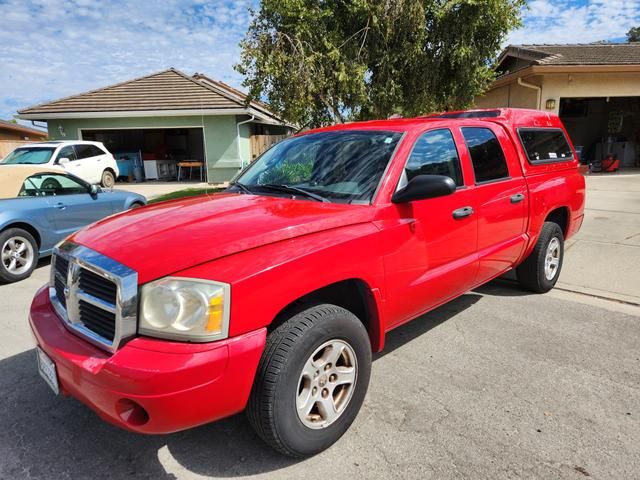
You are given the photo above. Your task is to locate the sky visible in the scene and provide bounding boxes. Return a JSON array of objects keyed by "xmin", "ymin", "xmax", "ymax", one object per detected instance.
[{"xmin": 1, "ymin": 0, "xmax": 639, "ymax": 124}]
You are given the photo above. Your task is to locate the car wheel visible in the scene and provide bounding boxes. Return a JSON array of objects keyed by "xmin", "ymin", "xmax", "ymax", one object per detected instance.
[
  {"xmin": 0, "ymin": 228, "xmax": 38, "ymax": 283},
  {"xmin": 247, "ymin": 304, "xmax": 371, "ymax": 458},
  {"xmin": 129, "ymin": 202, "xmax": 144, "ymax": 209},
  {"xmin": 101, "ymin": 170, "xmax": 115, "ymax": 188},
  {"xmin": 516, "ymin": 221, "xmax": 564, "ymax": 293}
]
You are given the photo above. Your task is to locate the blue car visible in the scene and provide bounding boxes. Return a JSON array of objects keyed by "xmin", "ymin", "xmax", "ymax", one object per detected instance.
[{"xmin": 0, "ymin": 165, "xmax": 146, "ymax": 283}]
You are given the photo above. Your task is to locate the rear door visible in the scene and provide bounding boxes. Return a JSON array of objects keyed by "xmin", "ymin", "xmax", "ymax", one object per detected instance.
[
  {"xmin": 75, "ymin": 144, "xmax": 108, "ymax": 184},
  {"xmin": 458, "ymin": 125, "xmax": 528, "ymax": 283},
  {"xmin": 382, "ymin": 128, "xmax": 479, "ymax": 326}
]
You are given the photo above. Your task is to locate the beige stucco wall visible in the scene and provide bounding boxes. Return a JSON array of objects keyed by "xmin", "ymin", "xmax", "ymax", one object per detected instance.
[
  {"xmin": 540, "ymin": 72, "xmax": 640, "ymax": 114},
  {"xmin": 476, "ymin": 71, "xmax": 640, "ymax": 114},
  {"xmin": 474, "ymin": 81, "xmax": 540, "ymax": 109}
]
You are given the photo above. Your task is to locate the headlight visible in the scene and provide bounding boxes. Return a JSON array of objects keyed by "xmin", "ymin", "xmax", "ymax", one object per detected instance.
[{"xmin": 139, "ymin": 277, "xmax": 230, "ymax": 342}]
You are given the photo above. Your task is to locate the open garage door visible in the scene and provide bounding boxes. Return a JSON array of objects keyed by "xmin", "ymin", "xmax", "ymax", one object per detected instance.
[
  {"xmin": 560, "ymin": 97, "xmax": 640, "ymax": 171},
  {"xmin": 81, "ymin": 127, "xmax": 206, "ymax": 181}
]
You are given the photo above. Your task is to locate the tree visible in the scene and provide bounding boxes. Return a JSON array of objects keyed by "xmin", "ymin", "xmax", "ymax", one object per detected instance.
[
  {"xmin": 627, "ymin": 26, "xmax": 640, "ymax": 42},
  {"xmin": 236, "ymin": 0, "xmax": 525, "ymax": 127}
]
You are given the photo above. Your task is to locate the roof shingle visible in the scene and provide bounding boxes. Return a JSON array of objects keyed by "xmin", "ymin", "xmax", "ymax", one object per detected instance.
[
  {"xmin": 498, "ymin": 43, "xmax": 640, "ymax": 71},
  {"xmin": 18, "ymin": 69, "xmax": 245, "ymax": 115}
]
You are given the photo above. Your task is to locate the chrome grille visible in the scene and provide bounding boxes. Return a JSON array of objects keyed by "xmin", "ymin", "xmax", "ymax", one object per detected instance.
[
  {"xmin": 49, "ymin": 242, "xmax": 138, "ymax": 353},
  {"xmin": 78, "ymin": 268, "xmax": 117, "ymax": 304},
  {"xmin": 53, "ymin": 256, "xmax": 69, "ymax": 308},
  {"xmin": 78, "ymin": 300, "xmax": 116, "ymax": 340}
]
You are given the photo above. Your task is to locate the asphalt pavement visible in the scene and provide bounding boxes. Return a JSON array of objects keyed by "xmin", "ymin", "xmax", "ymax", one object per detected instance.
[{"xmin": 1, "ymin": 173, "xmax": 639, "ymax": 479}]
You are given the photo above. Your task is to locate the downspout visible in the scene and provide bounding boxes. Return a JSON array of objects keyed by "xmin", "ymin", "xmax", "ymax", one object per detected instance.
[
  {"xmin": 237, "ymin": 115, "xmax": 255, "ymax": 169},
  {"xmin": 517, "ymin": 77, "xmax": 541, "ymax": 110}
]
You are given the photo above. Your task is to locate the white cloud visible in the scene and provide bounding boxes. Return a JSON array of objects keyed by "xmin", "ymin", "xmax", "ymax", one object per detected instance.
[
  {"xmin": 0, "ymin": 0, "xmax": 256, "ymax": 120},
  {"xmin": 507, "ymin": 0, "xmax": 640, "ymax": 45},
  {"xmin": 2, "ymin": 0, "xmax": 639, "ymax": 122}
]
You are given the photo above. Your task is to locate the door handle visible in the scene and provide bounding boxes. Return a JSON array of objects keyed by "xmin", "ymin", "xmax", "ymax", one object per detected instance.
[
  {"xmin": 510, "ymin": 193, "xmax": 525, "ymax": 204},
  {"xmin": 55, "ymin": 202, "xmax": 67, "ymax": 210},
  {"xmin": 452, "ymin": 206, "xmax": 474, "ymax": 219}
]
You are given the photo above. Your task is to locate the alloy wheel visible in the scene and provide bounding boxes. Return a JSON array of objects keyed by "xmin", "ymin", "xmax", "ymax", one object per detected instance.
[
  {"xmin": 1, "ymin": 236, "xmax": 35, "ymax": 275},
  {"xmin": 296, "ymin": 339, "xmax": 358, "ymax": 429}
]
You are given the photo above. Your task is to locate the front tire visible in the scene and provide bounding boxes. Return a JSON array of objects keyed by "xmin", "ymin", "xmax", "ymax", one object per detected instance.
[
  {"xmin": 0, "ymin": 228, "xmax": 38, "ymax": 283},
  {"xmin": 516, "ymin": 222, "xmax": 564, "ymax": 293},
  {"xmin": 101, "ymin": 170, "xmax": 115, "ymax": 188},
  {"xmin": 247, "ymin": 304, "xmax": 371, "ymax": 458}
]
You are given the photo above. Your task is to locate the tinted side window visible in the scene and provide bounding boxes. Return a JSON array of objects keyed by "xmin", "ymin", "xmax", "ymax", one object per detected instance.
[
  {"xmin": 405, "ymin": 129, "xmax": 463, "ymax": 186},
  {"xmin": 518, "ymin": 128, "xmax": 573, "ymax": 163},
  {"xmin": 461, "ymin": 128, "xmax": 509, "ymax": 183},
  {"xmin": 57, "ymin": 146, "xmax": 77, "ymax": 162},
  {"xmin": 75, "ymin": 144, "xmax": 103, "ymax": 159}
]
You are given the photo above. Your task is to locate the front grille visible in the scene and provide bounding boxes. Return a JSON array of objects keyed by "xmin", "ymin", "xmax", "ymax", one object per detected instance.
[
  {"xmin": 53, "ymin": 256, "xmax": 69, "ymax": 308},
  {"xmin": 49, "ymin": 244, "xmax": 138, "ymax": 352},
  {"xmin": 79, "ymin": 268, "xmax": 117, "ymax": 304},
  {"xmin": 78, "ymin": 300, "xmax": 116, "ymax": 341}
]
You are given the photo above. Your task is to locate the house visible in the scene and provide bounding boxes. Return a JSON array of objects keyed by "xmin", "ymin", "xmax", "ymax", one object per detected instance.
[
  {"xmin": 16, "ymin": 68, "xmax": 291, "ymax": 182},
  {"xmin": 475, "ymin": 43, "xmax": 640, "ymax": 167},
  {"xmin": 0, "ymin": 119, "xmax": 48, "ymax": 158}
]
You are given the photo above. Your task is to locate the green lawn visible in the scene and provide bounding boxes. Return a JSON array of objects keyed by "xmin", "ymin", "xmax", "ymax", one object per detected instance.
[{"xmin": 148, "ymin": 187, "xmax": 224, "ymax": 204}]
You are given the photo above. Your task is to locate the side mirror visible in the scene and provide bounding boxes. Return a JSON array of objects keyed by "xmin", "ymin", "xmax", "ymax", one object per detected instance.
[
  {"xmin": 57, "ymin": 157, "xmax": 70, "ymax": 165},
  {"xmin": 89, "ymin": 184, "xmax": 99, "ymax": 196},
  {"xmin": 392, "ymin": 175, "xmax": 456, "ymax": 204}
]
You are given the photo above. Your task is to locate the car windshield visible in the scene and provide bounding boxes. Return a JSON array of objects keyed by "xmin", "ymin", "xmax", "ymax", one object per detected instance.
[
  {"xmin": 1, "ymin": 147, "xmax": 55, "ymax": 165},
  {"xmin": 234, "ymin": 130, "xmax": 404, "ymax": 204}
]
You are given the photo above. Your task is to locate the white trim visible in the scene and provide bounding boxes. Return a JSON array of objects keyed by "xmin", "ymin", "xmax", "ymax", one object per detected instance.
[
  {"xmin": 18, "ymin": 107, "xmax": 289, "ymax": 127},
  {"xmin": 17, "ymin": 109, "xmax": 251, "ymax": 120}
]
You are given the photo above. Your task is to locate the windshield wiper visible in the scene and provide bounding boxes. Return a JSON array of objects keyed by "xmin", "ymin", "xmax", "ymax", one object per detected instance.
[
  {"xmin": 258, "ymin": 184, "xmax": 330, "ymax": 203},
  {"xmin": 228, "ymin": 181, "xmax": 254, "ymax": 195}
]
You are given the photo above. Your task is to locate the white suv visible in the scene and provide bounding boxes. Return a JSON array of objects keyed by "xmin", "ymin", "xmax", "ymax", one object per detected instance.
[{"xmin": 0, "ymin": 141, "xmax": 120, "ymax": 187}]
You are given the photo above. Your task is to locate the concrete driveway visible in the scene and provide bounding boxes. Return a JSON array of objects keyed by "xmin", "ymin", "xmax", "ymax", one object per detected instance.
[{"xmin": 1, "ymin": 173, "xmax": 639, "ymax": 479}]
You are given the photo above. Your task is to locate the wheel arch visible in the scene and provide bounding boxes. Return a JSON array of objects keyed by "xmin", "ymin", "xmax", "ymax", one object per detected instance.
[
  {"xmin": 269, "ymin": 278, "xmax": 385, "ymax": 352},
  {"xmin": 1, "ymin": 221, "xmax": 42, "ymax": 250},
  {"xmin": 545, "ymin": 206, "xmax": 570, "ymax": 237}
]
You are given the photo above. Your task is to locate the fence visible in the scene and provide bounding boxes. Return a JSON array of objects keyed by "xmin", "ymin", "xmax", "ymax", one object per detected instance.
[{"xmin": 250, "ymin": 134, "xmax": 288, "ymax": 161}]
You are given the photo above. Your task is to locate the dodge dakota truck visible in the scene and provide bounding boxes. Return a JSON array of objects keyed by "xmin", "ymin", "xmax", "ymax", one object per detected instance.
[{"xmin": 29, "ymin": 108, "xmax": 585, "ymax": 457}]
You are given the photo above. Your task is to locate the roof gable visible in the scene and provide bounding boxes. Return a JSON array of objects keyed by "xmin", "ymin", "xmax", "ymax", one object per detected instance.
[{"xmin": 18, "ymin": 68, "xmax": 245, "ymax": 116}]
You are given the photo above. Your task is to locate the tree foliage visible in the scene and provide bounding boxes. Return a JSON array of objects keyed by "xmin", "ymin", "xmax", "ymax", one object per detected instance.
[
  {"xmin": 627, "ymin": 26, "xmax": 640, "ymax": 42},
  {"xmin": 236, "ymin": 0, "xmax": 525, "ymax": 127}
]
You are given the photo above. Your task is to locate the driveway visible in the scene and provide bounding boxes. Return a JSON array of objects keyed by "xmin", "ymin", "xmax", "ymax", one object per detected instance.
[{"xmin": 1, "ymin": 174, "xmax": 639, "ymax": 479}]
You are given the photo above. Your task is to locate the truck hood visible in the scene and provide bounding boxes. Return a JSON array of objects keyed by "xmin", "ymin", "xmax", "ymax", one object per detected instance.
[{"xmin": 71, "ymin": 192, "xmax": 374, "ymax": 283}]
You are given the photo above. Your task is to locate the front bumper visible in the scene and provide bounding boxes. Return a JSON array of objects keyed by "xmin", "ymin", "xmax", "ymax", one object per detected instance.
[{"xmin": 29, "ymin": 286, "xmax": 266, "ymax": 434}]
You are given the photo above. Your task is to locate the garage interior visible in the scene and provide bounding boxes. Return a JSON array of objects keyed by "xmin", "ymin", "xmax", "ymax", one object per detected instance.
[
  {"xmin": 559, "ymin": 97, "xmax": 640, "ymax": 170},
  {"xmin": 81, "ymin": 128, "xmax": 206, "ymax": 181}
]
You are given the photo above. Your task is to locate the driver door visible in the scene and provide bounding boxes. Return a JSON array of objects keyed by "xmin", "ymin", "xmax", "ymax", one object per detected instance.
[
  {"xmin": 382, "ymin": 128, "xmax": 479, "ymax": 327},
  {"xmin": 30, "ymin": 173, "xmax": 115, "ymax": 237}
]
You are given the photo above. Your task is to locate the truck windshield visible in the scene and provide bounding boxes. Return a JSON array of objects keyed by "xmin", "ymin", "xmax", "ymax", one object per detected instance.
[
  {"xmin": 1, "ymin": 147, "xmax": 55, "ymax": 165},
  {"xmin": 234, "ymin": 130, "xmax": 403, "ymax": 204}
]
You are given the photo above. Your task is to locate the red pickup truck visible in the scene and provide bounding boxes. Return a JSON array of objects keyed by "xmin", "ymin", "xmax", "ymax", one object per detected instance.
[{"xmin": 30, "ymin": 108, "xmax": 585, "ymax": 457}]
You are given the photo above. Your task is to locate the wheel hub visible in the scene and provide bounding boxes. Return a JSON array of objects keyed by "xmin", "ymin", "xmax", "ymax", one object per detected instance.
[
  {"xmin": 544, "ymin": 236, "xmax": 561, "ymax": 281},
  {"xmin": 296, "ymin": 339, "xmax": 357, "ymax": 429},
  {"xmin": 1, "ymin": 236, "xmax": 34, "ymax": 275}
]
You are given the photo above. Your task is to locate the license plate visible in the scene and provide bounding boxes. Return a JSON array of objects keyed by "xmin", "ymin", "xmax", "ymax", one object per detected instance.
[{"xmin": 36, "ymin": 347, "xmax": 59, "ymax": 395}]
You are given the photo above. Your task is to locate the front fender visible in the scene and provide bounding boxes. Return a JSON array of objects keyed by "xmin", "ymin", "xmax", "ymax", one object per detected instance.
[{"xmin": 173, "ymin": 222, "xmax": 387, "ymax": 348}]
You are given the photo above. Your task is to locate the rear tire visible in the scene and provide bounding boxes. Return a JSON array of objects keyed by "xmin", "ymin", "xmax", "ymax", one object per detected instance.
[
  {"xmin": 0, "ymin": 228, "xmax": 38, "ymax": 283},
  {"xmin": 247, "ymin": 304, "xmax": 371, "ymax": 458},
  {"xmin": 516, "ymin": 222, "xmax": 564, "ymax": 293},
  {"xmin": 101, "ymin": 170, "xmax": 115, "ymax": 188}
]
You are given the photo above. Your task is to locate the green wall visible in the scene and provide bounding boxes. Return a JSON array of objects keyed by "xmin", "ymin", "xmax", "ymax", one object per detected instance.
[{"xmin": 47, "ymin": 115, "xmax": 245, "ymax": 183}]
